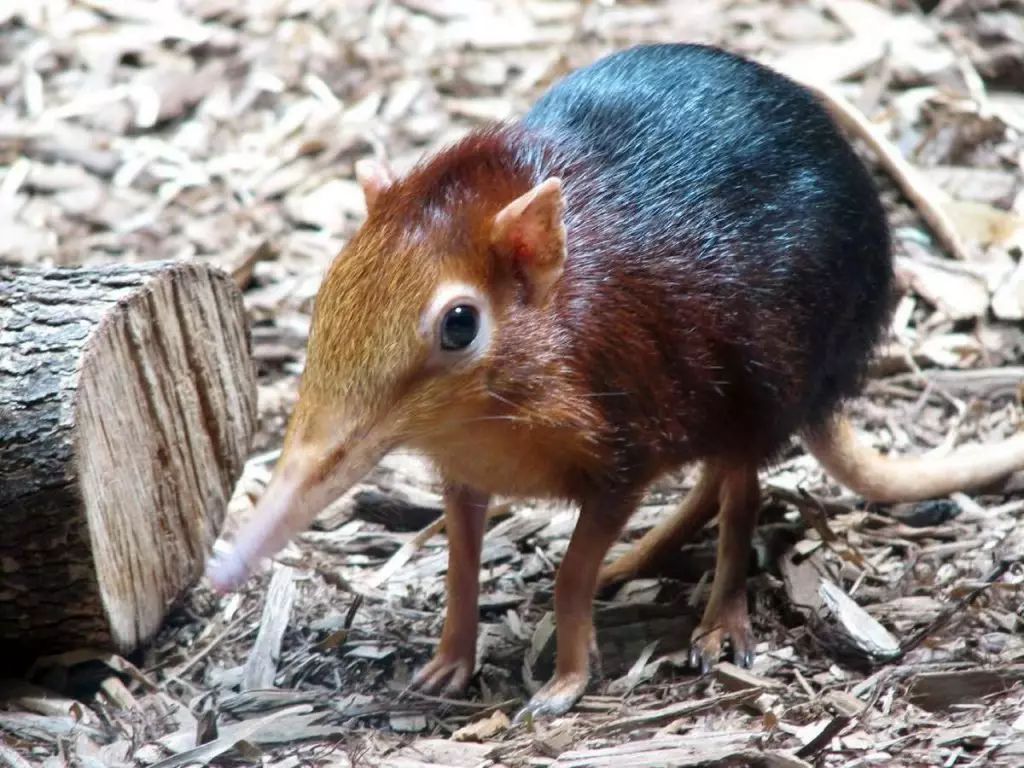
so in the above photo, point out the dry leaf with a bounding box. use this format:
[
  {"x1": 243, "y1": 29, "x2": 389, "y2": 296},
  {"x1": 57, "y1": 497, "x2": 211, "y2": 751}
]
[
  {"x1": 942, "y1": 199, "x2": 1024, "y2": 248},
  {"x1": 451, "y1": 709, "x2": 511, "y2": 742}
]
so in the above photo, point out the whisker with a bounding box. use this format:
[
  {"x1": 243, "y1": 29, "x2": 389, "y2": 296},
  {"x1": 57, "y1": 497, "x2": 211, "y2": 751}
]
[
  {"x1": 408, "y1": 414, "x2": 538, "y2": 442},
  {"x1": 486, "y1": 390, "x2": 522, "y2": 410},
  {"x1": 486, "y1": 390, "x2": 573, "y2": 431},
  {"x1": 487, "y1": 390, "x2": 551, "y2": 423}
]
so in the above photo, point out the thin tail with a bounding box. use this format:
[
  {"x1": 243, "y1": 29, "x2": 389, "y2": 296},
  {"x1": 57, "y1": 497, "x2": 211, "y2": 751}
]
[{"x1": 802, "y1": 416, "x2": 1024, "y2": 503}]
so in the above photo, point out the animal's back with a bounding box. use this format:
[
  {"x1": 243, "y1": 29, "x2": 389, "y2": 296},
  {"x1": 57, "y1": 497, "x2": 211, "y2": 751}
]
[{"x1": 516, "y1": 43, "x2": 894, "y2": 472}]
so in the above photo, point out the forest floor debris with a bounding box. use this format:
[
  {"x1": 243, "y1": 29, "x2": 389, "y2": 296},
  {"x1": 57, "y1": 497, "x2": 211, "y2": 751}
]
[{"x1": 3, "y1": 0, "x2": 1024, "y2": 766}]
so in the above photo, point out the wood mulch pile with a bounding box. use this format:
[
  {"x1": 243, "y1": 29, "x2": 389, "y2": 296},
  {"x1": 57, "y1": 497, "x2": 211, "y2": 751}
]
[{"x1": 3, "y1": 0, "x2": 1024, "y2": 766}]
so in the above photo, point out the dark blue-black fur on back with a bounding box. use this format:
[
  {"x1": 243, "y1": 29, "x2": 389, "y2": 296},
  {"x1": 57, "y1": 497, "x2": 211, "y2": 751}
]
[{"x1": 509, "y1": 43, "x2": 893, "y2": 470}]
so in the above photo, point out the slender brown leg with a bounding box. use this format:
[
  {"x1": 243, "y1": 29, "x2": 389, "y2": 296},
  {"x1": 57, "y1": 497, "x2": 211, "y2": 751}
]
[
  {"x1": 517, "y1": 491, "x2": 639, "y2": 720},
  {"x1": 690, "y1": 464, "x2": 761, "y2": 672},
  {"x1": 598, "y1": 461, "x2": 724, "y2": 587},
  {"x1": 410, "y1": 483, "x2": 490, "y2": 696}
]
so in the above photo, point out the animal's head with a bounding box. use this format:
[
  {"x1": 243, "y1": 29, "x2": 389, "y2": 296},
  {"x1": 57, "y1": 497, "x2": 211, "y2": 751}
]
[{"x1": 206, "y1": 138, "x2": 568, "y2": 591}]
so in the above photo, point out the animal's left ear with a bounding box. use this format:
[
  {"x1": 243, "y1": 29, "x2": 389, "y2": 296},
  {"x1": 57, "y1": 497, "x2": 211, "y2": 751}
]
[
  {"x1": 355, "y1": 158, "x2": 395, "y2": 212},
  {"x1": 490, "y1": 178, "x2": 566, "y2": 307}
]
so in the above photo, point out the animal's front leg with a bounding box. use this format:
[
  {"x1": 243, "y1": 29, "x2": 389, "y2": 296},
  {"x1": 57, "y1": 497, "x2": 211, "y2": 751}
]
[
  {"x1": 517, "y1": 491, "x2": 638, "y2": 720},
  {"x1": 410, "y1": 483, "x2": 490, "y2": 696}
]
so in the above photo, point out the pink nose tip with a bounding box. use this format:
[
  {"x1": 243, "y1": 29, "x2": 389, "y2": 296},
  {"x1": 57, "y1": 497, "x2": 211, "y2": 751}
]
[{"x1": 204, "y1": 542, "x2": 249, "y2": 593}]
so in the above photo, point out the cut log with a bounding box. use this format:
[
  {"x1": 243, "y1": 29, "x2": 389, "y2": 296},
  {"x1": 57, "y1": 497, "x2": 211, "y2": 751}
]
[{"x1": 0, "y1": 261, "x2": 257, "y2": 663}]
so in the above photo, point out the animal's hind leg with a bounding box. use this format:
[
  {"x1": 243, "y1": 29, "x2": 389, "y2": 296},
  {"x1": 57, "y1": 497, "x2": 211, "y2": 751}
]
[
  {"x1": 689, "y1": 463, "x2": 761, "y2": 671},
  {"x1": 598, "y1": 461, "x2": 725, "y2": 588}
]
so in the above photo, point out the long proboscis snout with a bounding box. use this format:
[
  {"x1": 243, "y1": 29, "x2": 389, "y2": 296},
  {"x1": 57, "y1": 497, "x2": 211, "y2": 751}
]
[{"x1": 205, "y1": 434, "x2": 392, "y2": 593}]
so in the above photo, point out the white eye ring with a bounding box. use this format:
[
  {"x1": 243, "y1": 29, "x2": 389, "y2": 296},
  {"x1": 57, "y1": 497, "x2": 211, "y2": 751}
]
[{"x1": 420, "y1": 281, "x2": 493, "y2": 367}]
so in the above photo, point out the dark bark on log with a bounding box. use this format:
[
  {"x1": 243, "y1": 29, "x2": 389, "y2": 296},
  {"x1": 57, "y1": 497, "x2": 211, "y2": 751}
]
[{"x1": 0, "y1": 261, "x2": 257, "y2": 664}]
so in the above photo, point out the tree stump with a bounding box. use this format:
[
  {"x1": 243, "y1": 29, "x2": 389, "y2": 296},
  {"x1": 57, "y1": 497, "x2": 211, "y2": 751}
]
[{"x1": 0, "y1": 261, "x2": 258, "y2": 663}]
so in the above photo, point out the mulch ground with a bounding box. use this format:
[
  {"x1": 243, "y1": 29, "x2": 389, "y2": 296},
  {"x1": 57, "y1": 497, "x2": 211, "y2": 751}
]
[{"x1": 3, "y1": 0, "x2": 1024, "y2": 766}]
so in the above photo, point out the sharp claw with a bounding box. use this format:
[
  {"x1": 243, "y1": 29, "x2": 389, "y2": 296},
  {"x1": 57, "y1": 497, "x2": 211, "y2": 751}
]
[
  {"x1": 517, "y1": 693, "x2": 577, "y2": 720},
  {"x1": 512, "y1": 703, "x2": 549, "y2": 728},
  {"x1": 697, "y1": 645, "x2": 715, "y2": 674},
  {"x1": 512, "y1": 706, "x2": 534, "y2": 727},
  {"x1": 409, "y1": 666, "x2": 433, "y2": 692},
  {"x1": 689, "y1": 645, "x2": 702, "y2": 670},
  {"x1": 516, "y1": 674, "x2": 589, "y2": 721},
  {"x1": 410, "y1": 654, "x2": 474, "y2": 697},
  {"x1": 689, "y1": 636, "x2": 717, "y2": 673},
  {"x1": 690, "y1": 606, "x2": 756, "y2": 674},
  {"x1": 441, "y1": 671, "x2": 469, "y2": 698}
]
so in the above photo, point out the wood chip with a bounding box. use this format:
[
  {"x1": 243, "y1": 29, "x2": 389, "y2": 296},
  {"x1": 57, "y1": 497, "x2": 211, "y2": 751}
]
[
  {"x1": 992, "y1": 259, "x2": 1024, "y2": 321},
  {"x1": 819, "y1": 580, "x2": 900, "y2": 661},
  {"x1": 0, "y1": 744, "x2": 36, "y2": 768},
  {"x1": 907, "y1": 666, "x2": 1024, "y2": 711},
  {"x1": 552, "y1": 732, "x2": 812, "y2": 768},
  {"x1": 242, "y1": 564, "x2": 298, "y2": 690},
  {"x1": 713, "y1": 661, "x2": 786, "y2": 691},
  {"x1": 591, "y1": 689, "x2": 763, "y2": 737},
  {"x1": 896, "y1": 255, "x2": 990, "y2": 320},
  {"x1": 145, "y1": 705, "x2": 323, "y2": 767}
]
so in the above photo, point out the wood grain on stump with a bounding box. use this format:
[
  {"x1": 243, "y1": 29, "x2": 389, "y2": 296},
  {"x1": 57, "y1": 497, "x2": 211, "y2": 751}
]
[{"x1": 0, "y1": 261, "x2": 257, "y2": 662}]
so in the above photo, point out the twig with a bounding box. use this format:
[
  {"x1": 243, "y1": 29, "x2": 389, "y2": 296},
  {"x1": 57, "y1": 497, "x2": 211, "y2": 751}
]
[
  {"x1": 362, "y1": 501, "x2": 510, "y2": 589},
  {"x1": 397, "y1": 689, "x2": 520, "y2": 711},
  {"x1": 363, "y1": 514, "x2": 446, "y2": 589},
  {"x1": 854, "y1": 668, "x2": 893, "y2": 727},
  {"x1": 793, "y1": 668, "x2": 816, "y2": 701},
  {"x1": 343, "y1": 593, "x2": 363, "y2": 629}
]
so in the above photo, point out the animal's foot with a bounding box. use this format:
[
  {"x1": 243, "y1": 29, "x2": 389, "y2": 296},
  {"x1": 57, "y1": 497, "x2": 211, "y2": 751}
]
[
  {"x1": 688, "y1": 602, "x2": 754, "y2": 673},
  {"x1": 409, "y1": 650, "x2": 475, "y2": 697},
  {"x1": 514, "y1": 672, "x2": 589, "y2": 723}
]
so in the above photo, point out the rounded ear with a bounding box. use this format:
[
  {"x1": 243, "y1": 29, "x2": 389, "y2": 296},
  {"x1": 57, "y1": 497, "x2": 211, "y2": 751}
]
[
  {"x1": 354, "y1": 158, "x2": 395, "y2": 211},
  {"x1": 490, "y1": 178, "x2": 566, "y2": 307}
]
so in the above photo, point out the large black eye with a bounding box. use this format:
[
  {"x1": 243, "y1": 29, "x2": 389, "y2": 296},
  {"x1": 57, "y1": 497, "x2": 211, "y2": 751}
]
[{"x1": 440, "y1": 304, "x2": 479, "y2": 351}]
